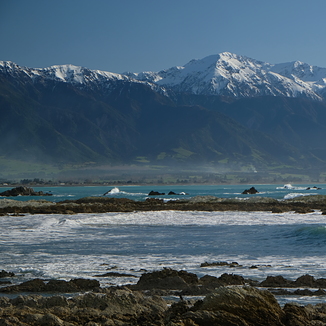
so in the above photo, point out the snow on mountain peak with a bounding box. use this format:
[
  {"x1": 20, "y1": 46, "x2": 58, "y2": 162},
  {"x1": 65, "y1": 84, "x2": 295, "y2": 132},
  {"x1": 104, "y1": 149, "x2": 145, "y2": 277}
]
[
  {"x1": 127, "y1": 52, "x2": 325, "y2": 100},
  {"x1": 2, "y1": 53, "x2": 326, "y2": 100}
]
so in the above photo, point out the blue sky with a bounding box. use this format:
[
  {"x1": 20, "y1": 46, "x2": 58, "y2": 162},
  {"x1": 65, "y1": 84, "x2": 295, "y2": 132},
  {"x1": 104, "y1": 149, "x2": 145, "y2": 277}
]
[{"x1": 1, "y1": 0, "x2": 326, "y2": 73}]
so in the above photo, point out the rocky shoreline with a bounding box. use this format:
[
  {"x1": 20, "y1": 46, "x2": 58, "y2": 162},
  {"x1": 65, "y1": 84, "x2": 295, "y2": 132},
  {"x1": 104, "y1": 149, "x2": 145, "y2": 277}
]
[
  {"x1": 2, "y1": 190, "x2": 326, "y2": 324},
  {"x1": 1, "y1": 193, "x2": 326, "y2": 215},
  {"x1": 1, "y1": 268, "x2": 326, "y2": 325}
]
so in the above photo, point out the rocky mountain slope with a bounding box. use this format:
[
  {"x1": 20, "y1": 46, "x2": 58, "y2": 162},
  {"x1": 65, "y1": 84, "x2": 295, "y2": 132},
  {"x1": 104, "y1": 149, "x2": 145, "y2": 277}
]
[
  {"x1": 127, "y1": 52, "x2": 326, "y2": 100},
  {"x1": 1, "y1": 53, "x2": 326, "y2": 171}
]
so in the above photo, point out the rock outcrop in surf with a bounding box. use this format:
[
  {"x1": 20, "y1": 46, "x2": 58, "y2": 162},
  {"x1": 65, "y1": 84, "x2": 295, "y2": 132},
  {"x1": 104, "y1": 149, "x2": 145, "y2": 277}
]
[{"x1": 0, "y1": 186, "x2": 52, "y2": 197}]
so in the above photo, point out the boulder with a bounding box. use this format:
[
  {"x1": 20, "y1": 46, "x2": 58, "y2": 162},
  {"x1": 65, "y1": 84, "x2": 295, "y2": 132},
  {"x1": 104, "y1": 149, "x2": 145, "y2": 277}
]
[
  {"x1": 133, "y1": 268, "x2": 198, "y2": 290},
  {"x1": 217, "y1": 273, "x2": 246, "y2": 285},
  {"x1": 148, "y1": 190, "x2": 165, "y2": 195},
  {"x1": 242, "y1": 186, "x2": 259, "y2": 194},
  {"x1": 283, "y1": 303, "x2": 311, "y2": 326},
  {"x1": 167, "y1": 286, "x2": 286, "y2": 326},
  {"x1": 294, "y1": 274, "x2": 316, "y2": 287},
  {"x1": 260, "y1": 275, "x2": 292, "y2": 287}
]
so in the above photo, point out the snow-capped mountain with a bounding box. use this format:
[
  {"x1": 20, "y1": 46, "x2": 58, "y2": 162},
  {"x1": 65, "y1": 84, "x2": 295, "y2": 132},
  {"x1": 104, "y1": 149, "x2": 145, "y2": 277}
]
[
  {"x1": 2, "y1": 53, "x2": 326, "y2": 170},
  {"x1": 0, "y1": 60, "x2": 127, "y2": 84},
  {"x1": 1, "y1": 52, "x2": 326, "y2": 100},
  {"x1": 127, "y1": 52, "x2": 326, "y2": 100}
]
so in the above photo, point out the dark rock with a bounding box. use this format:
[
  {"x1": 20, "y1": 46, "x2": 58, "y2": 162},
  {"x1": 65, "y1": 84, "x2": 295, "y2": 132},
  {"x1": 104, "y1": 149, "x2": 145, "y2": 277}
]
[
  {"x1": 0, "y1": 287, "x2": 167, "y2": 325},
  {"x1": 0, "y1": 278, "x2": 100, "y2": 293},
  {"x1": 194, "y1": 273, "x2": 247, "y2": 293},
  {"x1": 93, "y1": 272, "x2": 137, "y2": 277},
  {"x1": 199, "y1": 274, "x2": 223, "y2": 289},
  {"x1": 218, "y1": 273, "x2": 246, "y2": 285},
  {"x1": 68, "y1": 278, "x2": 100, "y2": 291},
  {"x1": 133, "y1": 268, "x2": 198, "y2": 290},
  {"x1": 260, "y1": 275, "x2": 292, "y2": 287},
  {"x1": 148, "y1": 190, "x2": 165, "y2": 195},
  {"x1": 294, "y1": 274, "x2": 316, "y2": 287},
  {"x1": 314, "y1": 288, "x2": 326, "y2": 295},
  {"x1": 294, "y1": 207, "x2": 314, "y2": 214},
  {"x1": 249, "y1": 264, "x2": 272, "y2": 269},
  {"x1": 45, "y1": 279, "x2": 79, "y2": 292},
  {"x1": 260, "y1": 274, "x2": 326, "y2": 289},
  {"x1": 200, "y1": 261, "x2": 240, "y2": 268},
  {"x1": 293, "y1": 289, "x2": 315, "y2": 296},
  {"x1": 0, "y1": 186, "x2": 52, "y2": 197},
  {"x1": 0, "y1": 278, "x2": 47, "y2": 293},
  {"x1": 272, "y1": 206, "x2": 286, "y2": 213},
  {"x1": 0, "y1": 270, "x2": 15, "y2": 278},
  {"x1": 283, "y1": 303, "x2": 311, "y2": 326},
  {"x1": 242, "y1": 186, "x2": 259, "y2": 194},
  {"x1": 168, "y1": 191, "x2": 177, "y2": 195},
  {"x1": 316, "y1": 278, "x2": 326, "y2": 288},
  {"x1": 167, "y1": 286, "x2": 286, "y2": 326}
]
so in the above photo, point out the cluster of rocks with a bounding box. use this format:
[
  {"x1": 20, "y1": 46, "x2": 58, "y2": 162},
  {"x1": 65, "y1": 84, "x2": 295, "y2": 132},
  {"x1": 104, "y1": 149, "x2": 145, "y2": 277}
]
[
  {"x1": 148, "y1": 190, "x2": 188, "y2": 196},
  {"x1": 2, "y1": 193, "x2": 326, "y2": 215},
  {"x1": 0, "y1": 186, "x2": 52, "y2": 197},
  {"x1": 200, "y1": 261, "x2": 242, "y2": 268},
  {"x1": 0, "y1": 287, "x2": 167, "y2": 326},
  {"x1": 0, "y1": 278, "x2": 100, "y2": 294},
  {"x1": 4, "y1": 267, "x2": 323, "y2": 297},
  {"x1": 1, "y1": 273, "x2": 326, "y2": 325},
  {"x1": 127, "y1": 268, "x2": 326, "y2": 298}
]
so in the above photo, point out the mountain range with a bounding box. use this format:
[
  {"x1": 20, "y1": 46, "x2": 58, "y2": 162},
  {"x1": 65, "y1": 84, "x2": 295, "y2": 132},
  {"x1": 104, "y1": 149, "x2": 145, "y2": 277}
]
[{"x1": 1, "y1": 52, "x2": 326, "y2": 174}]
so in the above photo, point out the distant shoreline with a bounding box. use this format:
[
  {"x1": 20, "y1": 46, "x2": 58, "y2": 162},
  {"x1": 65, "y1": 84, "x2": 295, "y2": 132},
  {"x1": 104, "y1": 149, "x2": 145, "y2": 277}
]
[{"x1": 0, "y1": 181, "x2": 325, "y2": 188}]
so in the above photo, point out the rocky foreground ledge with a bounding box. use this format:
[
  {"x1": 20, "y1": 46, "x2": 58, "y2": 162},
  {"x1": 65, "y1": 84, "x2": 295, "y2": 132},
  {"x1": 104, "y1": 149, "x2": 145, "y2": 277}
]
[
  {"x1": 1, "y1": 268, "x2": 326, "y2": 325},
  {"x1": 1, "y1": 194, "x2": 326, "y2": 215},
  {"x1": 0, "y1": 286, "x2": 312, "y2": 326}
]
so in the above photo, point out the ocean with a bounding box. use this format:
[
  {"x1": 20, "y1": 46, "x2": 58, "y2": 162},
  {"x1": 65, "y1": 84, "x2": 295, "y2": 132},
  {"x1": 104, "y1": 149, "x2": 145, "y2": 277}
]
[{"x1": 1, "y1": 183, "x2": 326, "y2": 306}]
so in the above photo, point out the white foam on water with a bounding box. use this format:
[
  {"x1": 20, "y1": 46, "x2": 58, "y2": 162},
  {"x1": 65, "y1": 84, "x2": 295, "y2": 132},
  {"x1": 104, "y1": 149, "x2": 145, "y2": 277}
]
[{"x1": 1, "y1": 210, "x2": 326, "y2": 306}]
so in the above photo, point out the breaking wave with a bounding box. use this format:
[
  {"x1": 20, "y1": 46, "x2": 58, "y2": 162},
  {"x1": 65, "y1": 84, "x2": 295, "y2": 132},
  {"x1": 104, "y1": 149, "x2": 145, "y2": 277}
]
[
  {"x1": 103, "y1": 187, "x2": 145, "y2": 197},
  {"x1": 277, "y1": 184, "x2": 308, "y2": 190}
]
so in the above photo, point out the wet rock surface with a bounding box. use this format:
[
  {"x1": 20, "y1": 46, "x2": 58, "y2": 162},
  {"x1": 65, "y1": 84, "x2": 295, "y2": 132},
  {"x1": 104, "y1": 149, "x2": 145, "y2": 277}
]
[
  {"x1": 0, "y1": 287, "x2": 167, "y2": 326},
  {"x1": 2, "y1": 269, "x2": 326, "y2": 325},
  {"x1": 1, "y1": 285, "x2": 326, "y2": 325}
]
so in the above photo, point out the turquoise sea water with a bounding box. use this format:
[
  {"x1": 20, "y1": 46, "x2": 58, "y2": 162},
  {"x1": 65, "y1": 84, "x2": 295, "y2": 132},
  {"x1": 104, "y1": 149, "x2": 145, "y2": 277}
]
[
  {"x1": 1, "y1": 183, "x2": 326, "y2": 306},
  {"x1": 1, "y1": 183, "x2": 325, "y2": 202}
]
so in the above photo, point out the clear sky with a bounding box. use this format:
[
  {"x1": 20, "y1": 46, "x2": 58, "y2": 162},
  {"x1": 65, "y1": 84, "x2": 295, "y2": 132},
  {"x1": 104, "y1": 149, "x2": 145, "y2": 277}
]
[{"x1": 1, "y1": 0, "x2": 326, "y2": 73}]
